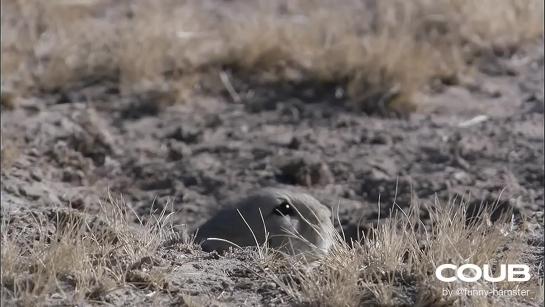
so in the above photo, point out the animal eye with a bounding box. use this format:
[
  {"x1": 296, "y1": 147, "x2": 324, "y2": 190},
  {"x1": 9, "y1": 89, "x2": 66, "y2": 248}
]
[{"x1": 274, "y1": 199, "x2": 296, "y2": 216}]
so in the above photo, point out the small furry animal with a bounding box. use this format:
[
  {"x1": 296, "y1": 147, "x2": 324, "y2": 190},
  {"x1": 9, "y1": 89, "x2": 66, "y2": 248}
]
[{"x1": 195, "y1": 188, "x2": 334, "y2": 258}]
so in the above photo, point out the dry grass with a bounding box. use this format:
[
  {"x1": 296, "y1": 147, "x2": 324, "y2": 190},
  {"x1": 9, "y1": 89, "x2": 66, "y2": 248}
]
[
  {"x1": 1, "y1": 0, "x2": 543, "y2": 113},
  {"x1": 1, "y1": 192, "x2": 543, "y2": 306},
  {"x1": 260, "y1": 198, "x2": 544, "y2": 306},
  {"x1": 0, "y1": 194, "x2": 183, "y2": 306}
]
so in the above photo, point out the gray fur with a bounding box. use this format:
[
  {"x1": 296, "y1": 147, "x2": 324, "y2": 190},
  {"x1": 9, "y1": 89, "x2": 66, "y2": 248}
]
[{"x1": 195, "y1": 188, "x2": 334, "y2": 258}]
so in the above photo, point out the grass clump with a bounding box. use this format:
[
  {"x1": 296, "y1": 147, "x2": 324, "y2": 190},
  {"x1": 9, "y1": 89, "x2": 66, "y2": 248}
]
[
  {"x1": 265, "y1": 198, "x2": 544, "y2": 306},
  {"x1": 0, "y1": 194, "x2": 183, "y2": 306},
  {"x1": 1, "y1": 192, "x2": 543, "y2": 306}
]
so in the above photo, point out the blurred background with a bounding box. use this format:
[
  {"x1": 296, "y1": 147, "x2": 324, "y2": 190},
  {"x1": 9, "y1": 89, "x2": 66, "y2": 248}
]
[
  {"x1": 1, "y1": 0, "x2": 543, "y2": 229},
  {"x1": 2, "y1": 0, "x2": 543, "y2": 113}
]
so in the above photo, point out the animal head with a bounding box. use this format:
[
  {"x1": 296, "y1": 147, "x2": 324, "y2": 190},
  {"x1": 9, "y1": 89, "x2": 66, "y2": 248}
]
[{"x1": 196, "y1": 188, "x2": 334, "y2": 258}]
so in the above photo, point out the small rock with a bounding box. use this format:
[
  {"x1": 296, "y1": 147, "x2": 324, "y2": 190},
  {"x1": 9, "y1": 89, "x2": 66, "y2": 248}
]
[
  {"x1": 167, "y1": 141, "x2": 192, "y2": 161},
  {"x1": 220, "y1": 280, "x2": 230, "y2": 289},
  {"x1": 69, "y1": 198, "x2": 85, "y2": 210},
  {"x1": 30, "y1": 169, "x2": 42, "y2": 182},
  {"x1": 480, "y1": 83, "x2": 501, "y2": 98},
  {"x1": 234, "y1": 278, "x2": 253, "y2": 290},
  {"x1": 205, "y1": 114, "x2": 223, "y2": 128},
  {"x1": 274, "y1": 155, "x2": 334, "y2": 186},
  {"x1": 62, "y1": 169, "x2": 84, "y2": 185},
  {"x1": 270, "y1": 132, "x2": 295, "y2": 147},
  {"x1": 288, "y1": 136, "x2": 301, "y2": 149},
  {"x1": 261, "y1": 282, "x2": 277, "y2": 290},
  {"x1": 167, "y1": 126, "x2": 201, "y2": 144},
  {"x1": 18, "y1": 184, "x2": 41, "y2": 200},
  {"x1": 453, "y1": 171, "x2": 471, "y2": 184}
]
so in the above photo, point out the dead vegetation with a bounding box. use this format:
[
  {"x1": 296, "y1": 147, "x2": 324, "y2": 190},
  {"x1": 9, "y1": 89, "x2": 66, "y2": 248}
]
[
  {"x1": 2, "y1": 193, "x2": 542, "y2": 306},
  {"x1": 0, "y1": 195, "x2": 184, "y2": 306},
  {"x1": 261, "y1": 198, "x2": 544, "y2": 306},
  {"x1": 1, "y1": 0, "x2": 543, "y2": 114}
]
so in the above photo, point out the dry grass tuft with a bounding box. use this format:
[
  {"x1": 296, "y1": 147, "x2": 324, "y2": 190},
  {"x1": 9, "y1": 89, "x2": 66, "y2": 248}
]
[
  {"x1": 0, "y1": 194, "x2": 183, "y2": 306},
  {"x1": 1, "y1": 192, "x2": 542, "y2": 305},
  {"x1": 1, "y1": 0, "x2": 543, "y2": 114},
  {"x1": 263, "y1": 198, "x2": 544, "y2": 306}
]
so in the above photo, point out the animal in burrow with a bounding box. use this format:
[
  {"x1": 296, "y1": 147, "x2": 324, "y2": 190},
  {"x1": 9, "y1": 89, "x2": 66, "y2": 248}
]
[{"x1": 194, "y1": 188, "x2": 335, "y2": 259}]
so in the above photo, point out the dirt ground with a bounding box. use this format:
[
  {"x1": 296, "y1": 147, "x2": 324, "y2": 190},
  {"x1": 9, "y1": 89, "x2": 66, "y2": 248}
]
[{"x1": 1, "y1": 8, "x2": 544, "y2": 306}]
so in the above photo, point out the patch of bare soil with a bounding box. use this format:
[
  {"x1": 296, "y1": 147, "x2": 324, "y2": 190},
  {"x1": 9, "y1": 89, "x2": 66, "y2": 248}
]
[{"x1": 1, "y1": 36, "x2": 543, "y2": 307}]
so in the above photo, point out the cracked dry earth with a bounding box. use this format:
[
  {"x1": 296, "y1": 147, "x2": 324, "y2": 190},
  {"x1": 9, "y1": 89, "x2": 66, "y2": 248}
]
[{"x1": 1, "y1": 42, "x2": 544, "y2": 305}]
